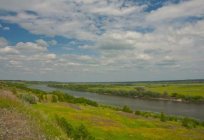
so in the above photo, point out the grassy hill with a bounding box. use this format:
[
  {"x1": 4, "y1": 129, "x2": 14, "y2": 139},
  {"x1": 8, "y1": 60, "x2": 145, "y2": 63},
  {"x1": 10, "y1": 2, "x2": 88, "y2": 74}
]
[{"x1": 0, "y1": 82, "x2": 204, "y2": 140}]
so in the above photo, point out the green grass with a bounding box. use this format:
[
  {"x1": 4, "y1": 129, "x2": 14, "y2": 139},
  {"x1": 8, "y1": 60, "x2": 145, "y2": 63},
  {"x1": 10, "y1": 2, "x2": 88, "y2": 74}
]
[
  {"x1": 33, "y1": 102, "x2": 204, "y2": 140},
  {"x1": 146, "y1": 84, "x2": 204, "y2": 97},
  {"x1": 89, "y1": 83, "x2": 204, "y2": 97},
  {"x1": 0, "y1": 91, "x2": 68, "y2": 140}
]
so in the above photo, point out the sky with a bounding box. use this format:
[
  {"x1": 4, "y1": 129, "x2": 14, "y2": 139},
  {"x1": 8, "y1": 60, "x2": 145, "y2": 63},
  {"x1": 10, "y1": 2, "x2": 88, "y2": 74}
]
[{"x1": 0, "y1": 0, "x2": 203, "y2": 82}]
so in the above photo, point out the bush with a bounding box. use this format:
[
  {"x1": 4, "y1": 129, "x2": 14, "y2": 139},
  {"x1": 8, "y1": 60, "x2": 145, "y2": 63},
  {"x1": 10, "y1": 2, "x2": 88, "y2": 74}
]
[
  {"x1": 56, "y1": 116, "x2": 95, "y2": 140},
  {"x1": 56, "y1": 116, "x2": 74, "y2": 137},
  {"x1": 52, "y1": 95, "x2": 58, "y2": 102},
  {"x1": 160, "y1": 112, "x2": 167, "y2": 122},
  {"x1": 19, "y1": 93, "x2": 38, "y2": 104},
  {"x1": 74, "y1": 124, "x2": 95, "y2": 140},
  {"x1": 122, "y1": 105, "x2": 133, "y2": 113},
  {"x1": 135, "y1": 110, "x2": 141, "y2": 115},
  {"x1": 182, "y1": 118, "x2": 199, "y2": 128}
]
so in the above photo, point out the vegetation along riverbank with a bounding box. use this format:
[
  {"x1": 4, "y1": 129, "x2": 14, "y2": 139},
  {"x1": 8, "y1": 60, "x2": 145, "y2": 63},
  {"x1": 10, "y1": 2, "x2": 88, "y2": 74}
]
[{"x1": 48, "y1": 80, "x2": 204, "y2": 103}]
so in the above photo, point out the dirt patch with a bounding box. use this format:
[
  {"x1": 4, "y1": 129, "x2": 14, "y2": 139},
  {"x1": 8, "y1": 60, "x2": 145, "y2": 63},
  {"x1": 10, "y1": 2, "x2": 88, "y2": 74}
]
[{"x1": 0, "y1": 108, "x2": 45, "y2": 140}]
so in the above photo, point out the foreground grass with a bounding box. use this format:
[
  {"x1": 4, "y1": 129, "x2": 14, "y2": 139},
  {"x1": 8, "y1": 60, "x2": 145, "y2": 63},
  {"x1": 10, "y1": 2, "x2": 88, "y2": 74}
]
[
  {"x1": 33, "y1": 102, "x2": 204, "y2": 140},
  {"x1": 0, "y1": 90, "x2": 68, "y2": 140}
]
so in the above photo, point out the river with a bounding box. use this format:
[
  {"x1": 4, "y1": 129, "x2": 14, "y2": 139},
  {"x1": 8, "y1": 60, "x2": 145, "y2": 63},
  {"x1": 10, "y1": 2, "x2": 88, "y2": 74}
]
[{"x1": 29, "y1": 84, "x2": 204, "y2": 120}]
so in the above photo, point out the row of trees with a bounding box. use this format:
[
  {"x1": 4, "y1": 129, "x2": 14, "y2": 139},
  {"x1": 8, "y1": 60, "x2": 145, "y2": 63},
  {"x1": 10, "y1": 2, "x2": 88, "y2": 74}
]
[{"x1": 49, "y1": 84, "x2": 204, "y2": 103}]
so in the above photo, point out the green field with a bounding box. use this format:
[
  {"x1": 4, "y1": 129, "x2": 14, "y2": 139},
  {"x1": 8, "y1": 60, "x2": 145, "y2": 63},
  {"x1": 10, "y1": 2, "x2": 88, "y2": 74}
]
[
  {"x1": 89, "y1": 83, "x2": 204, "y2": 97},
  {"x1": 146, "y1": 84, "x2": 204, "y2": 97}
]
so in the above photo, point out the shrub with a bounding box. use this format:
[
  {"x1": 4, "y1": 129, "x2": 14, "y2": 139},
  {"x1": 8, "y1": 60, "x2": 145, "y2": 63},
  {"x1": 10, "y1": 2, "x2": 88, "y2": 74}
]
[
  {"x1": 171, "y1": 92, "x2": 178, "y2": 97},
  {"x1": 74, "y1": 124, "x2": 95, "y2": 140},
  {"x1": 182, "y1": 117, "x2": 198, "y2": 128},
  {"x1": 52, "y1": 95, "x2": 58, "y2": 102},
  {"x1": 56, "y1": 116, "x2": 74, "y2": 137},
  {"x1": 135, "y1": 110, "x2": 141, "y2": 115},
  {"x1": 122, "y1": 105, "x2": 133, "y2": 113},
  {"x1": 56, "y1": 116, "x2": 95, "y2": 140},
  {"x1": 19, "y1": 93, "x2": 38, "y2": 104},
  {"x1": 160, "y1": 112, "x2": 167, "y2": 122}
]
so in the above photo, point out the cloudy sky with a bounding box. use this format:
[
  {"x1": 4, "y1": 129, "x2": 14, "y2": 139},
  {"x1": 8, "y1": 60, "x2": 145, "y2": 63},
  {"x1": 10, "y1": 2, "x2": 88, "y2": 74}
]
[{"x1": 0, "y1": 0, "x2": 203, "y2": 82}]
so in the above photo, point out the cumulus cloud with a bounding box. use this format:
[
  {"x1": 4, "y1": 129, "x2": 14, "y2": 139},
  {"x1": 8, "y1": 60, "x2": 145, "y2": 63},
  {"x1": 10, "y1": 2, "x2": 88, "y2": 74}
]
[
  {"x1": 0, "y1": 0, "x2": 203, "y2": 81},
  {"x1": 146, "y1": 0, "x2": 204, "y2": 23},
  {"x1": 0, "y1": 46, "x2": 19, "y2": 54}
]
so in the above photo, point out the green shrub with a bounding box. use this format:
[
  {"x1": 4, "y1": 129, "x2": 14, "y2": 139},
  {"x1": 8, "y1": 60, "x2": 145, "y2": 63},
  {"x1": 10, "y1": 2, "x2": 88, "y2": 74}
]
[
  {"x1": 19, "y1": 93, "x2": 38, "y2": 104},
  {"x1": 135, "y1": 110, "x2": 141, "y2": 115},
  {"x1": 56, "y1": 116, "x2": 95, "y2": 140},
  {"x1": 74, "y1": 124, "x2": 95, "y2": 140},
  {"x1": 122, "y1": 105, "x2": 133, "y2": 113},
  {"x1": 160, "y1": 112, "x2": 167, "y2": 122},
  {"x1": 52, "y1": 95, "x2": 58, "y2": 102},
  {"x1": 182, "y1": 117, "x2": 198, "y2": 128},
  {"x1": 56, "y1": 116, "x2": 74, "y2": 137}
]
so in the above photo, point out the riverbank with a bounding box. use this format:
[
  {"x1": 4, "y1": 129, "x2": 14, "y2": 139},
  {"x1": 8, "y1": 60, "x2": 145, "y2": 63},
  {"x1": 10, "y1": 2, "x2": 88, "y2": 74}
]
[
  {"x1": 28, "y1": 83, "x2": 204, "y2": 120},
  {"x1": 48, "y1": 82, "x2": 204, "y2": 103}
]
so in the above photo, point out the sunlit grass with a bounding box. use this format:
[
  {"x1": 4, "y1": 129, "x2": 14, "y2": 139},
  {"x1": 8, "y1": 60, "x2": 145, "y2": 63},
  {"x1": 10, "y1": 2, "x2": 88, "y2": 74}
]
[{"x1": 33, "y1": 102, "x2": 204, "y2": 140}]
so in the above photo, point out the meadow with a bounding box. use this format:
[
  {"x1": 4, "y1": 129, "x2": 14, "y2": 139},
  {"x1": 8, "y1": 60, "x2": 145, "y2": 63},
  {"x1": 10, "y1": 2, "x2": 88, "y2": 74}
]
[
  {"x1": 33, "y1": 102, "x2": 204, "y2": 140},
  {"x1": 1, "y1": 81, "x2": 204, "y2": 140}
]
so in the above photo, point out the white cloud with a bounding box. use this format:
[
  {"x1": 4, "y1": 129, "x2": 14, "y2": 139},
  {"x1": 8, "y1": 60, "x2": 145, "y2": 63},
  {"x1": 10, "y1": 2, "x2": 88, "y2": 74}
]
[
  {"x1": 146, "y1": 0, "x2": 204, "y2": 23},
  {"x1": 0, "y1": 46, "x2": 19, "y2": 54},
  {"x1": 0, "y1": 0, "x2": 203, "y2": 81},
  {"x1": 16, "y1": 41, "x2": 48, "y2": 53}
]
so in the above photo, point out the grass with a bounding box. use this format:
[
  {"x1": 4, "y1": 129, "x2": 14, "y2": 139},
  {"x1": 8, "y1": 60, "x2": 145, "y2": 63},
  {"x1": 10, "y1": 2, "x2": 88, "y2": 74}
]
[
  {"x1": 0, "y1": 90, "x2": 68, "y2": 140},
  {"x1": 146, "y1": 83, "x2": 204, "y2": 97},
  {"x1": 88, "y1": 83, "x2": 204, "y2": 97},
  {"x1": 33, "y1": 102, "x2": 204, "y2": 140},
  {"x1": 1, "y1": 82, "x2": 204, "y2": 140}
]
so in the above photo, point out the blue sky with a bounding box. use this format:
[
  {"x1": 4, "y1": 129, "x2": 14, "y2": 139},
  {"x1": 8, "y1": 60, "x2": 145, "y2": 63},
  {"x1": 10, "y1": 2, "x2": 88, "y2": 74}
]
[{"x1": 0, "y1": 0, "x2": 203, "y2": 82}]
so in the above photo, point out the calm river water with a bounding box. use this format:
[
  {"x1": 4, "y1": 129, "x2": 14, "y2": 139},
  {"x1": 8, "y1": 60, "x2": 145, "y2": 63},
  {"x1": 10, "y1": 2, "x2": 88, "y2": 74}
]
[{"x1": 30, "y1": 84, "x2": 204, "y2": 120}]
